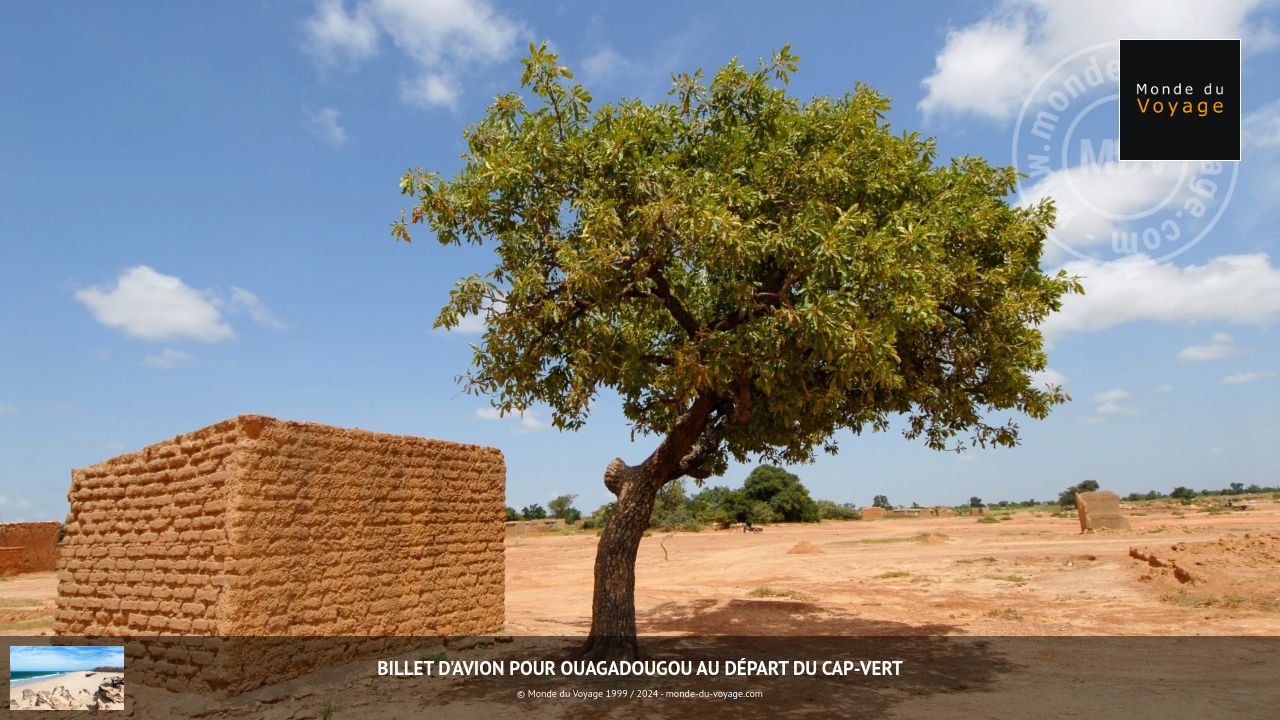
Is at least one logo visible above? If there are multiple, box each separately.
[1012,42,1238,263]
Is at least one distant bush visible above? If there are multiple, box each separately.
[816,500,861,520]
[581,503,615,530]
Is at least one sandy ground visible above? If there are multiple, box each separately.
[9,671,124,710]
[2,500,1276,717]
[506,499,1280,636]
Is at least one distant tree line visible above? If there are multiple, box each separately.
[508,476,1280,531]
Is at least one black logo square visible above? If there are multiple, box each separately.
[1120,39,1240,161]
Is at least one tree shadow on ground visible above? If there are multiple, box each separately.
[424,602,1009,720]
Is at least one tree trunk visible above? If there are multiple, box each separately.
[579,461,660,660]
[579,397,717,660]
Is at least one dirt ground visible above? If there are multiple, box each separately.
[5,500,1277,717]
[4,499,1278,638]
[506,499,1280,636]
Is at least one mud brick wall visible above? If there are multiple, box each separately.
[57,415,505,695]
[0,547,23,575]
[0,522,60,572]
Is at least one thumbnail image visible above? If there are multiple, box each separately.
[9,646,124,711]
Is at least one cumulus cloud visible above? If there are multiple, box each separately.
[302,0,523,109]
[306,107,348,147]
[143,348,195,370]
[75,266,235,342]
[0,403,15,415]
[1222,370,1276,384]
[920,0,1274,122]
[74,266,284,342]
[303,0,379,66]
[1041,254,1280,342]
[1178,332,1241,363]
[1017,162,1190,261]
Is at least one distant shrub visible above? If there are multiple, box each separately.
[816,500,861,520]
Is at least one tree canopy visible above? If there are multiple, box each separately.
[396,43,1077,483]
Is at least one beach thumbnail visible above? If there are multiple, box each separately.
[9,645,124,711]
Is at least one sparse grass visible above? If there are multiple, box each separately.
[874,571,910,579]
[320,700,334,720]
[0,617,55,632]
[987,574,1028,586]
[1201,507,1228,515]
[1147,528,1167,534]
[954,556,998,564]
[1258,597,1280,612]
[976,516,1000,524]
[999,515,1013,521]
[748,587,812,600]
[1163,591,1252,609]
[418,651,447,663]
[986,608,1022,621]
[1172,511,1185,517]
[1164,591,1215,608]
[909,575,939,585]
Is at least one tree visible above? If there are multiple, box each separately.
[1170,486,1197,500]
[872,495,892,510]
[548,494,580,521]
[520,503,548,520]
[969,496,984,508]
[395,44,1075,659]
[816,500,861,520]
[741,465,819,522]
[1058,479,1099,506]
[505,506,519,521]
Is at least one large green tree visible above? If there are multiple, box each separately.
[394,44,1075,659]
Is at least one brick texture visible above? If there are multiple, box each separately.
[0,521,59,572]
[56,415,505,694]
[0,547,23,575]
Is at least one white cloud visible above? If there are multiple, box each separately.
[1222,370,1276,384]
[580,47,629,83]
[306,107,348,147]
[303,0,379,66]
[1041,254,1280,342]
[302,0,524,110]
[920,0,1274,121]
[0,403,15,415]
[143,348,195,370]
[474,405,551,433]
[75,266,284,342]
[1030,367,1067,390]
[400,73,462,110]
[1178,332,1241,363]
[75,266,235,342]
[229,287,286,330]
[1244,99,1280,149]
[1017,162,1188,261]
[1092,388,1131,415]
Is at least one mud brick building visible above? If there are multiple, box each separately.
[55,415,505,694]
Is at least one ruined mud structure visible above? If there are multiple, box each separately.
[1076,490,1130,532]
[56,415,505,695]
[859,507,886,520]
[0,521,60,573]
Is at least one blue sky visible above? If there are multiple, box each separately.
[10,645,124,672]
[1,1,1278,521]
